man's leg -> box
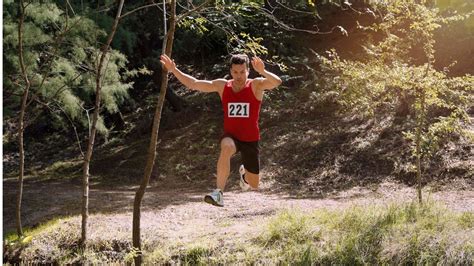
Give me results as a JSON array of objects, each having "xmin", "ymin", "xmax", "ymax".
[
  {"xmin": 216, "ymin": 137, "xmax": 237, "ymax": 191},
  {"xmin": 240, "ymin": 141, "xmax": 260, "ymax": 190},
  {"xmin": 243, "ymin": 171, "xmax": 260, "ymax": 189}
]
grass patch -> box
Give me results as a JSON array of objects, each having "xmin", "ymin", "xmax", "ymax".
[
  {"xmin": 4, "ymin": 201, "xmax": 473, "ymax": 264},
  {"xmin": 3, "ymin": 218, "xmax": 66, "ymax": 264},
  {"xmin": 144, "ymin": 240, "xmax": 217, "ymax": 265},
  {"xmin": 254, "ymin": 201, "xmax": 473, "ymax": 265},
  {"xmin": 4, "ymin": 218, "xmax": 62, "ymax": 243},
  {"xmin": 38, "ymin": 159, "xmax": 82, "ymax": 179},
  {"xmin": 3, "ymin": 158, "xmax": 83, "ymax": 183}
]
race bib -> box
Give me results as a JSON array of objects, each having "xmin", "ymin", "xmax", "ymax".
[{"xmin": 228, "ymin": 103, "xmax": 249, "ymax": 118}]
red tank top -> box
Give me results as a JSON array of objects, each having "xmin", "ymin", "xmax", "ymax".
[{"xmin": 222, "ymin": 80, "xmax": 261, "ymax": 142}]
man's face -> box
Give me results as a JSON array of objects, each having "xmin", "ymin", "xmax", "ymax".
[{"xmin": 230, "ymin": 64, "xmax": 249, "ymax": 85}]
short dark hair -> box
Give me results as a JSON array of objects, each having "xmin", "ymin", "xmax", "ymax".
[{"xmin": 230, "ymin": 54, "xmax": 249, "ymax": 69}]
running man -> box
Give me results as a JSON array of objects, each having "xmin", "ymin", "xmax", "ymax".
[{"xmin": 160, "ymin": 54, "xmax": 282, "ymax": 207}]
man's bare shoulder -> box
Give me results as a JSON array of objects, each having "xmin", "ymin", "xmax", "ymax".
[
  {"xmin": 212, "ymin": 79, "xmax": 228, "ymax": 85},
  {"xmin": 250, "ymin": 77, "xmax": 264, "ymax": 90},
  {"xmin": 251, "ymin": 77, "xmax": 265, "ymax": 83},
  {"xmin": 212, "ymin": 79, "xmax": 228, "ymax": 91}
]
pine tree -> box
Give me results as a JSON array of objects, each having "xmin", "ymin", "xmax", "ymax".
[{"xmin": 3, "ymin": 0, "xmax": 134, "ymax": 237}]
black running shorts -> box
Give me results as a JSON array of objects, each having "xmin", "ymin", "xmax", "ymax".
[{"xmin": 221, "ymin": 134, "xmax": 260, "ymax": 174}]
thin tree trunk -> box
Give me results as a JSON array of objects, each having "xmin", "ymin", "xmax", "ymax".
[
  {"xmin": 415, "ymin": 64, "xmax": 430, "ymax": 205},
  {"xmin": 131, "ymin": 1, "xmax": 211, "ymax": 263},
  {"xmin": 415, "ymin": 122, "xmax": 422, "ymax": 204},
  {"xmin": 17, "ymin": 94, "xmax": 28, "ymax": 237},
  {"xmin": 16, "ymin": 0, "xmax": 30, "ymax": 237},
  {"xmin": 415, "ymin": 89, "xmax": 425, "ymax": 205},
  {"xmin": 165, "ymin": 87, "xmax": 185, "ymax": 111},
  {"xmin": 133, "ymin": 1, "xmax": 177, "ymax": 264},
  {"xmin": 81, "ymin": 0, "xmax": 125, "ymax": 247}
]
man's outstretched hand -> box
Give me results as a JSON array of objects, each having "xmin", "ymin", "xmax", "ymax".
[
  {"xmin": 251, "ymin": 57, "xmax": 265, "ymax": 75},
  {"xmin": 160, "ymin": 54, "xmax": 176, "ymax": 72}
]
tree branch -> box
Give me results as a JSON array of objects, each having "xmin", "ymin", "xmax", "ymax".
[
  {"xmin": 176, "ymin": 0, "xmax": 213, "ymax": 23},
  {"xmin": 275, "ymin": 1, "xmax": 320, "ymax": 17},
  {"xmin": 120, "ymin": 2, "xmax": 164, "ymax": 20},
  {"xmin": 54, "ymin": 100, "xmax": 85, "ymax": 158},
  {"xmin": 26, "ymin": 71, "xmax": 83, "ymax": 109},
  {"xmin": 259, "ymin": 8, "xmax": 327, "ymax": 34}
]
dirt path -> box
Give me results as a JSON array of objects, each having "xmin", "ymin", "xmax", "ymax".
[{"xmin": 3, "ymin": 179, "xmax": 473, "ymax": 241}]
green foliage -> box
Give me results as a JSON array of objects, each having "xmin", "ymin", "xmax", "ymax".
[
  {"xmin": 458, "ymin": 212, "xmax": 474, "ymax": 229},
  {"xmin": 361, "ymin": 0, "xmax": 471, "ymax": 64},
  {"xmin": 3, "ymin": 1, "xmax": 133, "ymax": 136},
  {"xmin": 94, "ymin": 12, "xmax": 138, "ymax": 55},
  {"xmin": 230, "ymin": 32, "xmax": 268, "ymax": 56},
  {"xmin": 4, "ymin": 217, "xmax": 62, "ymax": 245},
  {"xmin": 181, "ymin": 244, "xmax": 212, "ymax": 265},
  {"xmin": 174, "ymin": 2, "xmax": 270, "ymax": 61},
  {"xmin": 99, "ymin": 50, "xmax": 134, "ymax": 114},
  {"xmin": 172, "ymin": 1, "xmax": 307, "ymax": 72},
  {"xmin": 178, "ymin": 17, "xmax": 209, "ymax": 36},
  {"xmin": 436, "ymin": 0, "xmax": 474, "ymax": 30},
  {"xmin": 123, "ymin": 247, "xmax": 141, "ymax": 263},
  {"xmin": 317, "ymin": 0, "xmax": 473, "ymax": 176}
]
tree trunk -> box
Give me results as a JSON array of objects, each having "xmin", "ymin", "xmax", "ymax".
[
  {"xmin": 165, "ymin": 87, "xmax": 185, "ymax": 111},
  {"xmin": 16, "ymin": 0, "xmax": 30, "ymax": 237},
  {"xmin": 415, "ymin": 123, "xmax": 422, "ymax": 204},
  {"xmin": 132, "ymin": 1, "xmax": 177, "ymax": 264},
  {"xmin": 415, "ymin": 63, "xmax": 430, "ymax": 205},
  {"xmin": 17, "ymin": 108, "xmax": 26, "ymax": 237},
  {"xmin": 81, "ymin": 0, "xmax": 125, "ymax": 247},
  {"xmin": 415, "ymin": 89, "xmax": 426, "ymax": 205},
  {"xmin": 151, "ymin": 65, "xmax": 186, "ymax": 112}
]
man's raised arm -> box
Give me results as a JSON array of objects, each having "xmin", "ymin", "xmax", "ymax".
[
  {"xmin": 160, "ymin": 55, "xmax": 225, "ymax": 93},
  {"xmin": 251, "ymin": 57, "xmax": 282, "ymax": 91}
]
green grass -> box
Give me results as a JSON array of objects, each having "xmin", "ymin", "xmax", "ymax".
[
  {"xmin": 4, "ymin": 218, "xmax": 62, "ymax": 244},
  {"xmin": 253, "ymin": 201, "xmax": 473, "ymax": 265},
  {"xmin": 7, "ymin": 159, "xmax": 83, "ymax": 182},
  {"xmin": 143, "ymin": 201, "xmax": 474, "ymax": 265},
  {"xmin": 144, "ymin": 240, "xmax": 218, "ymax": 265},
  {"xmin": 4, "ymin": 200, "xmax": 473, "ymax": 265}
]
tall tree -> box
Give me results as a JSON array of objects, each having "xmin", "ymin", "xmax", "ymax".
[
  {"xmin": 77, "ymin": 0, "xmax": 165, "ymax": 247},
  {"xmin": 80, "ymin": 0, "xmax": 125, "ymax": 247},
  {"xmin": 132, "ymin": 0, "xmax": 211, "ymax": 264},
  {"xmin": 6, "ymin": 0, "xmax": 93, "ymax": 237},
  {"xmin": 4, "ymin": 0, "xmax": 134, "ymax": 242},
  {"xmin": 132, "ymin": 2, "xmax": 176, "ymax": 264},
  {"xmin": 317, "ymin": 0, "xmax": 473, "ymax": 204},
  {"xmin": 15, "ymin": 0, "xmax": 30, "ymax": 237}
]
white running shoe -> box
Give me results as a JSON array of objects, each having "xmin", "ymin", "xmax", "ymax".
[
  {"xmin": 204, "ymin": 189, "xmax": 224, "ymax": 207},
  {"xmin": 239, "ymin": 165, "xmax": 250, "ymax": 191}
]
